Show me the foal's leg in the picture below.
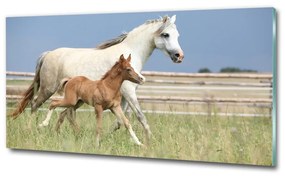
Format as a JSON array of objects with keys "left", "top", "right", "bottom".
[
  {"left": 111, "top": 97, "right": 125, "bottom": 132},
  {"left": 65, "top": 108, "right": 79, "bottom": 133},
  {"left": 66, "top": 101, "right": 84, "bottom": 133},
  {"left": 42, "top": 94, "right": 77, "bottom": 130},
  {"left": 111, "top": 105, "right": 142, "bottom": 146},
  {"left": 54, "top": 108, "right": 77, "bottom": 133},
  {"left": 39, "top": 99, "right": 69, "bottom": 128},
  {"left": 39, "top": 99, "right": 66, "bottom": 128},
  {"left": 111, "top": 97, "right": 128, "bottom": 131},
  {"left": 94, "top": 105, "right": 103, "bottom": 148},
  {"left": 55, "top": 101, "right": 84, "bottom": 133},
  {"left": 55, "top": 109, "right": 68, "bottom": 132}
]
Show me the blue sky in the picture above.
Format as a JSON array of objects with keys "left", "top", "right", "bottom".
[{"left": 6, "top": 8, "right": 274, "bottom": 73}]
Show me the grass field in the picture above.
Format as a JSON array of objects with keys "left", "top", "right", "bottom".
[
  {"left": 6, "top": 104, "right": 272, "bottom": 166},
  {"left": 6, "top": 73, "right": 273, "bottom": 165}
]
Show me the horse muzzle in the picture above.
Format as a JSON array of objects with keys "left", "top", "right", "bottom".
[{"left": 170, "top": 51, "right": 184, "bottom": 63}]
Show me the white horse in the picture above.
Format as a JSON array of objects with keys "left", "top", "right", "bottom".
[{"left": 11, "top": 15, "right": 184, "bottom": 142}]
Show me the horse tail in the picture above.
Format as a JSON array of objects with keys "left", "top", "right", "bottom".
[
  {"left": 57, "top": 78, "right": 71, "bottom": 95},
  {"left": 10, "top": 52, "right": 49, "bottom": 119}
]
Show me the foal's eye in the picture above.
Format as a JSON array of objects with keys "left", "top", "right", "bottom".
[
  {"left": 127, "top": 68, "right": 132, "bottom": 72},
  {"left": 161, "top": 33, "right": 169, "bottom": 38}
]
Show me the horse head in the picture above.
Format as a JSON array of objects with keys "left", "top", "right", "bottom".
[{"left": 154, "top": 15, "right": 184, "bottom": 63}]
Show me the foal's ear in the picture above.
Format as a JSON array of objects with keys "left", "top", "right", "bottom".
[
  {"left": 119, "top": 54, "right": 125, "bottom": 62},
  {"left": 127, "top": 54, "right": 131, "bottom": 62}
]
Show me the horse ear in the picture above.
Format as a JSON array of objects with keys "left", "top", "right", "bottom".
[
  {"left": 162, "top": 16, "right": 168, "bottom": 23},
  {"left": 119, "top": 54, "right": 125, "bottom": 62},
  {"left": 127, "top": 54, "right": 131, "bottom": 62},
  {"left": 170, "top": 15, "right": 176, "bottom": 24}
]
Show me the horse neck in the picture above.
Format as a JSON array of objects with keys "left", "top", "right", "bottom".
[
  {"left": 101, "top": 69, "right": 124, "bottom": 94},
  {"left": 122, "top": 23, "right": 160, "bottom": 68}
]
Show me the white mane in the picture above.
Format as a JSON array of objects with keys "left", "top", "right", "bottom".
[{"left": 95, "top": 15, "right": 174, "bottom": 49}]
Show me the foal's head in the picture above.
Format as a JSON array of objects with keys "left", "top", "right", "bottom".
[{"left": 118, "top": 54, "right": 145, "bottom": 85}]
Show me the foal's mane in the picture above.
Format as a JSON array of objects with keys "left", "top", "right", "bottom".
[
  {"left": 100, "top": 61, "right": 122, "bottom": 80},
  {"left": 95, "top": 16, "right": 171, "bottom": 50}
]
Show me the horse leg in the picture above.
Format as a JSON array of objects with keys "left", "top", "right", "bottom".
[
  {"left": 55, "top": 108, "right": 76, "bottom": 133},
  {"left": 111, "top": 97, "right": 127, "bottom": 132},
  {"left": 111, "top": 96, "right": 132, "bottom": 132},
  {"left": 125, "top": 104, "right": 132, "bottom": 118},
  {"left": 123, "top": 92, "right": 152, "bottom": 144},
  {"left": 39, "top": 109, "right": 54, "bottom": 127},
  {"left": 55, "top": 109, "right": 67, "bottom": 133},
  {"left": 31, "top": 86, "right": 54, "bottom": 113},
  {"left": 121, "top": 96, "right": 132, "bottom": 117},
  {"left": 94, "top": 105, "right": 103, "bottom": 148},
  {"left": 29, "top": 87, "right": 54, "bottom": 128},
  {"left": 38, "top": 89, "right": 75, "bottom": 128},
  {"left": 65, "top": 101, "right": 84, "bottom": 133},
  {"left": 111, "top": 105, "right": 142, "bottom": 146},
  {"left": 38, "top": 93, "right": 58, "bottom": 127},
  {"left": 64, "top": 108, "right": 78, "bottom": 132},
  {"left": 111, "top": 115, "right": 123, "bottom": 132}
]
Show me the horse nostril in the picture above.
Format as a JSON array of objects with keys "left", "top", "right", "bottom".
[{"left": 174, "top": 53, "right": 180, "bottom": 58}]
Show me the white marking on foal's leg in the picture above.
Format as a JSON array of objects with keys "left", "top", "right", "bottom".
[
  {"left": 111, "top": 106, "right": 143, "bottom": 146},
  {"left": 39, "top": 109, "right": 53, "bottom": 127},
  {"left": 95, "top": 135, "right": 100, "bottom": 148}
]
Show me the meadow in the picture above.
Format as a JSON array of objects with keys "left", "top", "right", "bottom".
[
  {"left": 6, "top": 104, "right": 272, "bottom": 166},
  {"left": 6, "top": 72, "right": 273, "bottom": 165}
]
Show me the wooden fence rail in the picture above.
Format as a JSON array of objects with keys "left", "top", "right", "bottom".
[
  {"left": 6, "top": 71, "right": 273, "bottom": 79},
  {"left": 142, "top": 71, "right": 273, "bottom": 79},
  {"left": 6, "top": 71, "right": 273, "bottom": 117},
  {"left": 6, "top": 71, "right": 273, "bottom": 99},
  {"left": 6, "top": 94, "right": 272, "bottom": 104}
]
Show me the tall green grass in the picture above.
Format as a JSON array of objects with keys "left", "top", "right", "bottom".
[{"left": 6, "top": 108, "right": 272, "bottom": 166}]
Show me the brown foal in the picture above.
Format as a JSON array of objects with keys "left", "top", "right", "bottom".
[{"left": 48, "top": 54, "right": 145, "bottom": 147}]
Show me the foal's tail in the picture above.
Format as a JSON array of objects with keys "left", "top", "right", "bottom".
[
  {"left": 10, "top": 52, "right": 49, "bottom": 119},
  {"left": 57, "top": 78, "right": 71, "bottom": 95}
]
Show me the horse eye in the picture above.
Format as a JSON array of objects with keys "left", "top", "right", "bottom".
[
  {"left": 127, "top": 68, "right": 132, "bottom": 72},
  {"left": 161, "top": 33, "right": 169, "bottom": 38}
]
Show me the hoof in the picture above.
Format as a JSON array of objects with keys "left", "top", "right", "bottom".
[
  {"left": 139, "top": 144, "right": 147, "bottom": 149},
  {"left": 38, "top": 122, "right": 48, "bottom": 127}
]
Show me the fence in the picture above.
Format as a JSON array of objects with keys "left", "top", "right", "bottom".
[{"left": 6, "top": 71, "right": 273, "bottom": 117}]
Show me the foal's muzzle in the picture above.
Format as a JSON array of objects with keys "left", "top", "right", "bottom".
[{"left": 137, "top": 75, "right": 145, "bottom": 85}]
